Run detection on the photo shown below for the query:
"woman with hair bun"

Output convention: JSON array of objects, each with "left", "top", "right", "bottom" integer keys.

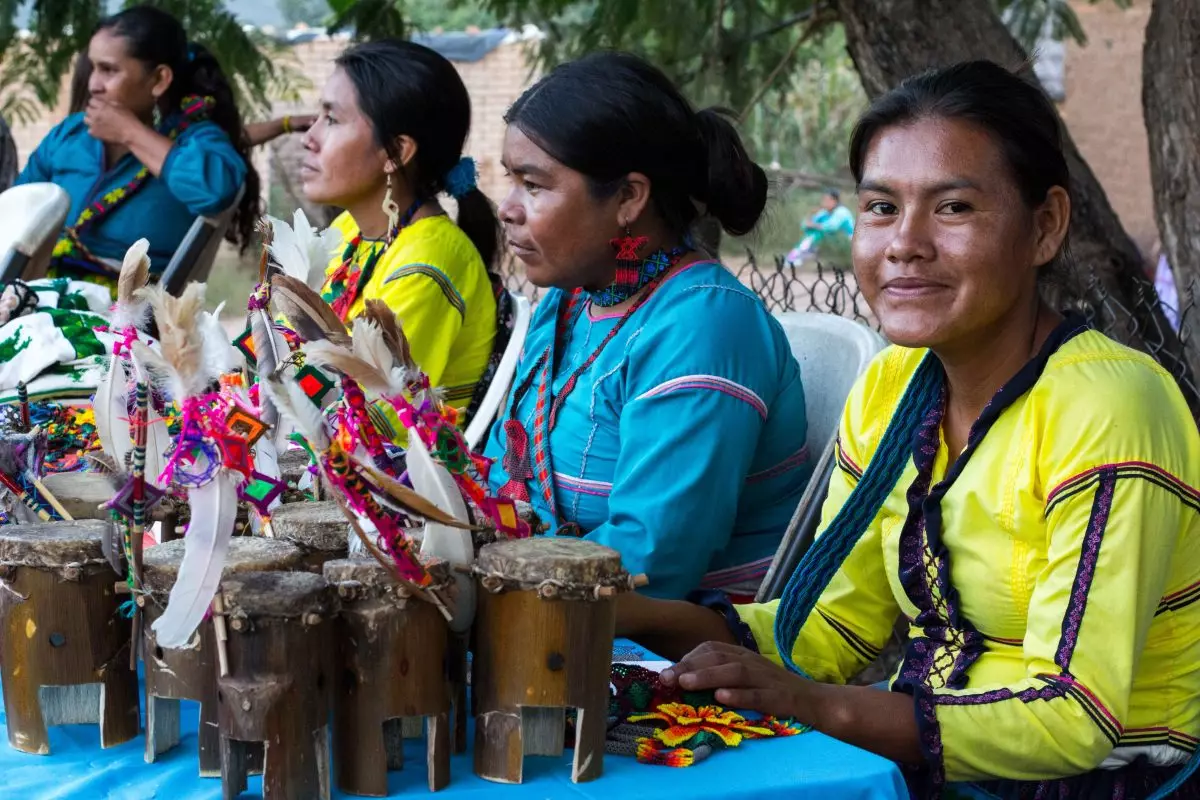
[
  {"left": 486, "top": 52, "right": 812, "bottom": 601},
  {"left": 301, "top": 39, "right": 500, "bottom": 416}
]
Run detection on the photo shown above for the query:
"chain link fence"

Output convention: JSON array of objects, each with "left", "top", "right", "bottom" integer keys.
[{"left": 498, "top": 250, "right": 1199, "bottom": 408}]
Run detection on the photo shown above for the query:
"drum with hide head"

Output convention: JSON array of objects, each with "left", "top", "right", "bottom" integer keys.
[{"left": 0, "top": 519, "right": 138, "bottom": 755}]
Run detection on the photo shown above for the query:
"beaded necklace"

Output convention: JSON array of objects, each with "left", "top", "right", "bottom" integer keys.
[
  {"left": 497, "top": 246, "right": 687, "bottom": 524},
  {"left": 321, "top": 198, "right": 423, "bottom": 321}
]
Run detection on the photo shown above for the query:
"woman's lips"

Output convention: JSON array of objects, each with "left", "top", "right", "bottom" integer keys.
[{"left": 882, "top": 276, "right": 948, "bottom": 298}]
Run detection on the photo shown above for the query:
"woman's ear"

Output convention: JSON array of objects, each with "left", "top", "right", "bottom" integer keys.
[
  {"left": 1032, "top": 185, "right": 1071, "bottom": 269},
  {"left": 616, "top": 171, "right": 653, "bottom": 229},
  {"left": 393, "top": 135, "right": 418, "bottom": 170},
  {"left": 150, "top": 64, "right": 173, "bottom": 102}
]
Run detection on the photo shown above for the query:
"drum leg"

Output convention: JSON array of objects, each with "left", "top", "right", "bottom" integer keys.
[
  {"left": 474, "top": 709, "right": 523, "bottom": 784},
  {"left": 262, "top": 726, "right": 327, "bottom": 800},
  {"left": 99, "top": 658, "right": 140, "bottom": 748},
  {"left": 448, "top": 633, "right": 468, "bottom": 754},
  {"left": 334, "top": 694, "right": 390, "bottom": 796},
  {"left": 383, "top": 718, "right": 406, "bottom": 770},
  {"left": 221, "top": 736, "right": 251, "bottom": 800},
  {"left": 427, "top": 711, "right": 450, "bottom": 792},
  {"left": 572, "top": 701, "right": 606, "bottom": 783},
  {"left": 2, "top": 667, "right": 49, "bottom": 754},
  {"left": 197, "top": 694, "right": 222, "bottom": 777},
  {"left": 145, "top": 694, "right": 181, "bottom": 762}
]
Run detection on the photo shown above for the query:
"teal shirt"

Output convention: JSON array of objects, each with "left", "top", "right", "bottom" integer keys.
[
  {"left": 803, "top": 204, "right": 855, "bottom": 247},
  {"left": 485, "top": 261, "right": 812, "bottom": 599},
  {"left": 16, "top": 112, "right": 246, "bottom": 272}
]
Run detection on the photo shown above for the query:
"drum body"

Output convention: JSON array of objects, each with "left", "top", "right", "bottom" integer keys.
[
  {"left": 324, "top": 556, "right": 454, "bottom": 796},
  {"left": 471, "top": 537, "right": 632, "bottom": 784},
  {"left": 217, "top": 571, "right": 337, "bottom": 800},
  {"left": 0, "top": 520, "right": 138, "bottom": 754},
  {"left": 142, "top": 537, "right": 304, "bottom": 774}
]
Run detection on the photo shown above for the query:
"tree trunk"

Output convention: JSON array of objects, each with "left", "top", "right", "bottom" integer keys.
[
  {"left": 1143, "top": 0, "right": 1199, "bottom": 363},
  {"left": 834, "top": 0, "right": 1198, "bottom": 411}
]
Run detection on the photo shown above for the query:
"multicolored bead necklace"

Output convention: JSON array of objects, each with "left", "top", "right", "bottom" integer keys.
[{"left": 321, "top": 198, "right": 424, "bottom": 321}]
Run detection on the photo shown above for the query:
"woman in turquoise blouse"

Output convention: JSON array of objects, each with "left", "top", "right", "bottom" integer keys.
[
  {"left": 485, "top": 53, "right": 812, "bottom": 601},
  {"left": 17, "top": 6, "right": 256, "bottom": 282}
]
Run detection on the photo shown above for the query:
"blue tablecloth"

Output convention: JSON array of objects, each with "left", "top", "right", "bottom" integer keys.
[{"left": 0, "top": 643, "right": 907, "bottom": 800}]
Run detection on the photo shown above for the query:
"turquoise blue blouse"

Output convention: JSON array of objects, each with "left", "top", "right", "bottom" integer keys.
[
  {"left": 484, "top": 261, "right": 812, "bottom": 600},
  {"left": 16, "top": 112, "right": 246, "bottom": 271}
]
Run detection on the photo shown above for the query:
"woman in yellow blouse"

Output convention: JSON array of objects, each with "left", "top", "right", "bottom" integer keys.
[
  {"left": 300, "top": 39, "right": 498, "bottom": 413},
  {"left": 618, "top": 61, "right": 1200, "bottom": 799}
]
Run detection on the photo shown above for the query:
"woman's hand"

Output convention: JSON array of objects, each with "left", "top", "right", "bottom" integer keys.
[
  {"left": 660, "top": 641, "right": 812, "bottom": 720},
  {"left": 84, "top": 98, "right": 145, "bottom": 146},
  {"left": 284, "top": 114, "right": 317, "bottom": 134}
]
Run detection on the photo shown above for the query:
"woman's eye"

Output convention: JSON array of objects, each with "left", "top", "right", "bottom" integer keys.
[
  {"left": 866, "top": 200, "right": 896, "bottom": 215},
  {"left": 523, "top": 180, "right": 540, "bottom": 193},
  {"left": 940, "top": 201, "right": 971, "bottom": 214}
]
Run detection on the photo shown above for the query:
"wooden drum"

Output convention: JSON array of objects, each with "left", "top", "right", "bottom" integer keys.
[
  {"left": 0, "top": 520, "right": 138, "bottom": 754},
  {"left": 142, "top": 537, "right": 305, "bottom": 775},
  {"left": 324, "top": 556, "right": 455, "bottom": 796},
  {"left": 217, "top": 571, "right": 338, "bottom": 800},
  {"left": 269, "top": 501, "right": 349, "bottom": 571},
  {"left": 471, "top": 538, "right": 636, "bottom": 784}
]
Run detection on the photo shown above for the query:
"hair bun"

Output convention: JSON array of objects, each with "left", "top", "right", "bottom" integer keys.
[{"left": 693, "top": 107, "right": 768, "bottom": 237}]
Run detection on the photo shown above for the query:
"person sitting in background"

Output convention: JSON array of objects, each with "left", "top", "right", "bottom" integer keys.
[
  {"left": 18, "top": 5, "right": 256, "bottom": 285},
  {"left": 70, "top": 53, "right": 315, "bottom": 149},
  {"left": 786, "top": 188, "right": 855, "bottom": 265},
  {"left": 485, "top": 53, "right": 812, "bottom": 600},
  {"left": 617, "top": 61, "right": 1200, "bottom": 798},
  {"left": 301, "top": 39, "right": 500, "bottom": 418}
]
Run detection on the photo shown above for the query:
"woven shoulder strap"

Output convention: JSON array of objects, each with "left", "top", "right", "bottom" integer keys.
[{"left": 773, "top": 352, "right": 942, "bottom": 676}]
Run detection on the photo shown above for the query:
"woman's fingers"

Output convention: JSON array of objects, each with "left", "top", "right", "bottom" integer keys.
[
  {"left": 660, "top": 641, "right": 748, "bottom": 685},
  {"left": 675, "top": 660, "right": 758, "bottom": 692}
]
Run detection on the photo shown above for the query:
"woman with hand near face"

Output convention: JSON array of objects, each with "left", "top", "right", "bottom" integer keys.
[
  {"left": 301, "top": 40, "right": 499, "bottom": 416},
  {"left": 484, "top": 53, "right": 812, "bottom": 601},
  {"left": 618, "top": 61, "right": 1200, "bottom": 798},
  {"left": 17, "top": 5, "right": 255, "bottom": 283}
]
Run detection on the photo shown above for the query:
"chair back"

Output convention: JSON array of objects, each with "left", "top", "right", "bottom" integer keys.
[
  {"left": 756, "top": 312, "right": 886, "bottom": 602},
  {"left": 159, "top": 185, "right": 245, "bottom": 295},
  {"left": 0, "top": 183, "right": 71, "bottom": 284},
  {"left": 464, "top": 292, "right": 532, "bottom": 452}
]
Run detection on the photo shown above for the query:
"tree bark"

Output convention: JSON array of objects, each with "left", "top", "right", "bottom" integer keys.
[
  {"left": 1143, "top": 0, "right": 1199, "bottom": 354},
  {"left": 834, "top": 0, "right": 1198, "bottom": 410}
]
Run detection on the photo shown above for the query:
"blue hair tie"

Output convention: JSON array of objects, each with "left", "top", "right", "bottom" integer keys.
[{"left": 444, "top": 156, "right": 478, "bottom": 199}]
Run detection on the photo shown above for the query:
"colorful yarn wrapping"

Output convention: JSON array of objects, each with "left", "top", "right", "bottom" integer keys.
[{"left": 157, "top": 394, "right": 226, "bottom": 488}]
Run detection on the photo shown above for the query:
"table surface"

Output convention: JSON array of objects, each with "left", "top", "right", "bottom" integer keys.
[{"left": 0, "top": 643, "right": 907, "bottom": 800}]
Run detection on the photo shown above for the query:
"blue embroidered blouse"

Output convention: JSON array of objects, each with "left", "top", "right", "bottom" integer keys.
[
  {"left": 484, "top": 260, "right": 812, "bottom": 600},
  {"left": 16, "top": 112, "right": 246, "bottom": 271}
]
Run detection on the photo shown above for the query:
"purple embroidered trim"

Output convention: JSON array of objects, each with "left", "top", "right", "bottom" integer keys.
[
  {"left": 1055, "top": 469, "right": 1117, "bottom": 671},
  {"left": 747, "top": 444, "right": 810, "bottom": 484}
]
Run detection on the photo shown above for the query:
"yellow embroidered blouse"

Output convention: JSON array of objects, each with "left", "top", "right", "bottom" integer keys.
[
  {"left": 324, "top": 212, "right": 496, "bottom": 411},
  {"left": 738, "top": 327, "right": 1200, "bottom": 785}
]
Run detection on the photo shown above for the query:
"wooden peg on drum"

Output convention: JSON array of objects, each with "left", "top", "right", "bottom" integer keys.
[{"left": 471, "top": 537, "right": 642, "bottom": 785}]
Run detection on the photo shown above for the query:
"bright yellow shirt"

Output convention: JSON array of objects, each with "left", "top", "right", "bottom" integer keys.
[
  {"left": 739, "top": 326, "right": 1200, "bottom": 785},
  {"left": 324, "top": 212, "right": 496, "bottom": 411}
]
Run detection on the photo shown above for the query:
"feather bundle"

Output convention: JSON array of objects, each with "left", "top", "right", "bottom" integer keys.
[
  {"left": 269, "top": 274, "right": 351, "bottom": 348},
  {"left": 266, "top": 209, "right": 342, "bottom": 291},
  {"left": 362, "top": 299, "right": 416, "bottom": 374},
  {"left": 408, "top": 435, "right": 475, "bottom": 632},
  {"left": 110, "top": 238, "right": 152, "bottom": 332}
]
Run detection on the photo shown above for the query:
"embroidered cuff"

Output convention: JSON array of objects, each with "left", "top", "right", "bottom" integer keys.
[{"left": 687, "top": 589, "right": 759, "bottom": 652}]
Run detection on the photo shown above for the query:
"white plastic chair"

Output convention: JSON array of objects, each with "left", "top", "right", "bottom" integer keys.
[
  {"left": 464, "top": 292, "right": 532, "bottom": 452},
  {"left": 756, "top": 312, "right": 887, "bottom": 601},
  {"left": 0, "top": 183, "right": 71, "bottom": 284}
]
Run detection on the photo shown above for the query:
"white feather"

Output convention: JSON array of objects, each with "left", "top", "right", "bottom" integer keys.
[
  {"left": 199, "top": 307, "right": 237, "bottom": 378},
  {"left": 409, "top": 436, "right": 475, "bottom": 632},
  {"left": 351, "top": 318, "right": 393, "bottom": 375},
  {"left": 151, "top": 469, "right": 239, "bottom": 648},
  {"left": 267, "top": 209, "right": 342, "bottom": 290},
  {"left": 262, "top": 378, "right": 329, "bottom": 452},
  {"left": 93, "top": 354, "right": 131, "bottom": 467}
]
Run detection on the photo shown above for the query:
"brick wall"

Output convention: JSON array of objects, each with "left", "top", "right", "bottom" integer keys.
[{"left": 1060, "top": 0, "right": 1157, "bottom": 254}]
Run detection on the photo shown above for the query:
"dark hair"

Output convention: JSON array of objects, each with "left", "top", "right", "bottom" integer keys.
[
  {"left": 848, "top": 60, "right": 1070, "bottom": 271},
  {"left": 335, "top": 39, "right": 499, "bottom": 269},
  {"left": 825, "top": 188, "right": 840, "bottom": 202},
  {"left": 95, "top": 5, "right": 261, "bottom": 253},
  {"left": 69, "top": 55, "right": 91, "bottom": 115},
  {"left": 504, "top": 52, "right": 768, "bottom": 238}
]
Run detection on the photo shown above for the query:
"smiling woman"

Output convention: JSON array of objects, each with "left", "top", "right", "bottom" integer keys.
[
  {"left": 617, "top": 61, "right": 1200, "bottom": 800},
  {"left": 15, "top": 5, "right": 256, "bottom": 285},
  {"left": 300, "top": 39, "right": 500, "bottom": 418},
  {"left": 483, "top": 52, "right": 812, "bottom": 601}
]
